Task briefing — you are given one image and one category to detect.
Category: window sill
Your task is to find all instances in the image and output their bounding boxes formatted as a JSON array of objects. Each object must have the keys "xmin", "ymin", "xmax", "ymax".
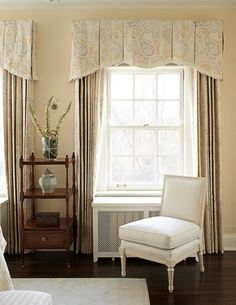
[
  {"xmin": 0, "ymin": 197, "xmax": 8, "ymax": 206},
  {"xmin": 95, "ymin": 190, "xmax": 162, "ymax": 197},
  {"xmin": 93, "ymin": 195, "xmax": 162, "ymax": 208}
]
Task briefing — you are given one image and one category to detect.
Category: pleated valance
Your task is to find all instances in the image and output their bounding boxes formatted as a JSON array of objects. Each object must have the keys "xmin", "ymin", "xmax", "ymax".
[
  {"xmin": 70, "ymin": 19, "xmax": 223, "ymax": 80},
  {"xmin": 0, "ymin": 20, "xmax": 37, "ymax": 80}
]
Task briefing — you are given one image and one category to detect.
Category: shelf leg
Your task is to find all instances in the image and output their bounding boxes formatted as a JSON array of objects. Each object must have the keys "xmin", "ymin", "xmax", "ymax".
[
  {"xmin": 66, "ymin": 250, "xmax": 71, "ymax": 269},
  {"xmin": 73, "ymin": 219, "xmax": 77, "ymax": 253},
  {"xmin": 21, "ymin": 249, "xmax": 25, "ymax": 268}
]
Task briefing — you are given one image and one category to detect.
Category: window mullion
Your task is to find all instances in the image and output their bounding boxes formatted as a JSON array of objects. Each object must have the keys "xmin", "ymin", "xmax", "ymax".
[{"xmin": 104, "ymin": 67, "xmax": 190, "ymax": 192}]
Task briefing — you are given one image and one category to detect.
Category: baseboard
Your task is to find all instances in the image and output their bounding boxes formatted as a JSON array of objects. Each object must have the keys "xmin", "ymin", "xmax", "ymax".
[{"xmin": 223, "ymin": 233, "xmax": 236, "ymax": 251}]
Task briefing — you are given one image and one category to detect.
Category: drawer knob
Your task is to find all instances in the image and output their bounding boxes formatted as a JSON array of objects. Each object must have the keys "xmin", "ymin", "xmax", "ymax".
[{"xmin": 42, "ymin": 236, "xmax": 47, "ymax": 242}]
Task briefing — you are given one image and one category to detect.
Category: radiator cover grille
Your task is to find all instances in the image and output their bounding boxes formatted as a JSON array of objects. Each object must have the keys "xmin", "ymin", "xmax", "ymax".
[{"xmin": 97, "ymin": 211, "xmax": 144, "ymax": 252}]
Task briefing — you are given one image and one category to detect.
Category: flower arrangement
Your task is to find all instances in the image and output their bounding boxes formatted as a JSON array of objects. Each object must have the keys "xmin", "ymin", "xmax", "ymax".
[{"xmin": 29, "ymin": 96, "xmax": 72, "ymax": 139}]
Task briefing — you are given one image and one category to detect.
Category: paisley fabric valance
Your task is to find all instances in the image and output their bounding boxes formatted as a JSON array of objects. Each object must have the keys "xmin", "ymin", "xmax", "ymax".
[
  {"xmin": 0, "ymin": 20, "xmax": 37, "ymax": 80},
  {"xmin": 70, "ymin": 19, "xmax": 223, "ymax": 80}
]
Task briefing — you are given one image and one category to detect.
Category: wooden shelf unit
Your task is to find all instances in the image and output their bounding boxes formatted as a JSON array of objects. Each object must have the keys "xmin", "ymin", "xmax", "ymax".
[{"xmin": 19, "ymin": 153, "xmax": 77, "ymax": 268}]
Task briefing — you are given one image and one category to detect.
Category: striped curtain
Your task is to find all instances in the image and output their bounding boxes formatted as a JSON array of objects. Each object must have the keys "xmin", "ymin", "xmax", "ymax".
[
  {"xmin": 75, "ymin": 70, "xmax": 104, "ymax": 254},
  {"xmin": 197, "ymin": 72, "xmax": 223, "ymax": 254},
  {"xmin": 3, "ymin": 70, "xmax": 34, "ymax": 254}
]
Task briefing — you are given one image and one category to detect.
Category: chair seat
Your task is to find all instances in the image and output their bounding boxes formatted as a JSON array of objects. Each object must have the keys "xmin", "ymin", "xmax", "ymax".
[
  {"xmin": 0, "ymin": 290, "xmax": 52, "ymax": 305},
  {"xmin": 119, "ymin": 216, "xmax": 200, "ymax": 249}
]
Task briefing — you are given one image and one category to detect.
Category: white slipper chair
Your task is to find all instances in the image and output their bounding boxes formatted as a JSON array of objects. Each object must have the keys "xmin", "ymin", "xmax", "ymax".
[
  {"xmin": 119, "ymin": 175, "xmax": 206, "ymax": 293},
  {"xmin": 0, "ymin": 227, "xmax": 52, "ymax": 305}
]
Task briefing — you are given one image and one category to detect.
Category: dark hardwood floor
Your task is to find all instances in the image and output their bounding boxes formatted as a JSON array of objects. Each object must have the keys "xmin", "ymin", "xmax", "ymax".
[{"xmin": 6, "ymin": 251, "xmax": 236, "ymax": 305}]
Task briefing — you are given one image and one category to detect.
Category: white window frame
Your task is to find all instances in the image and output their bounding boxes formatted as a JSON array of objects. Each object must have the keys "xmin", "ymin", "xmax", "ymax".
[{"xmin": 96, "ymin": 66, "xmax": 196, "ymax": 194}]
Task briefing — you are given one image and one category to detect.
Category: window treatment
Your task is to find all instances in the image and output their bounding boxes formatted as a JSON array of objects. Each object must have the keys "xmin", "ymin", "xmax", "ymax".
[
  {"xmin": 71, "ymin": 19, "xmax": 224, "ymax": 254},
  {"xmin": 0, "ymin": 20, "xmax": 37, "ymax": 80},
  {"xmin": 75, "ymin": 70, "xmax": 104, "ymax": 254},
  {"xmin": 70, "ymin": 19, "xmax": 223, "ymax": 81},
  {"xmin": 197, "ymin": 72, "xmax": 223, "ymax": 254},
  {"xmin": 2, "ymin": 20, "xmax": 36, "ymax": 254},
  {"xmin": 3, "ymin": 70, "xmax": 34, "ymax": 254}
]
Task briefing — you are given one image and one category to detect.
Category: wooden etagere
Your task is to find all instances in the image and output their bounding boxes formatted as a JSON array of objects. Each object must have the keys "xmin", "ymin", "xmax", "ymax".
[{"xmin": 19, "ymin": 153, "xmax": 77, "ymax": 268}]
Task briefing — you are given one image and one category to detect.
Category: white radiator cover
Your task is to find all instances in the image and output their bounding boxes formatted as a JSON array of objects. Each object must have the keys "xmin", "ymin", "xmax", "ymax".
[{"xmin": 92, "ymin": 197, "xmax": 161, "ymax": 262}]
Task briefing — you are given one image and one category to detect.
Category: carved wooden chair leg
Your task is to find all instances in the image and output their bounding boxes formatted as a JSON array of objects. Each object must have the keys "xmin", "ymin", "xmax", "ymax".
[
  {"xmin": 119, "ymin": 246, "xmax": 126, "ymax": 277},
  {"xmin": 167, "ymin": 266, "xmax": 175, "ymax": 293},
  {"xmin": 197, "ymin": 250, "xmax": 205, "ymax": 272}
]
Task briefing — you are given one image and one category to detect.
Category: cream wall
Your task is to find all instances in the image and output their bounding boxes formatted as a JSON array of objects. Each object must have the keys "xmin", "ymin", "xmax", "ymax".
[{"xmin": 0, "ymin": 7, "xmax": 235, "ymax": 235}]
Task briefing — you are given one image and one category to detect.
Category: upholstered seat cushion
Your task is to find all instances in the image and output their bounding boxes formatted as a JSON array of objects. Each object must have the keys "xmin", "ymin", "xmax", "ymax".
[
  {"xmin": 119, "ymin": 216, "xmax": 200, "ymax": 250},
  {"xmin": 0, "ymin": 290, "xmax": 52, "ymax": 305}
]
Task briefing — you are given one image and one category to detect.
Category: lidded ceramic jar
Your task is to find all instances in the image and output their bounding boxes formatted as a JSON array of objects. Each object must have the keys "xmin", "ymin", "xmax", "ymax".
[{"xmin": 39, "ymin": 168, "xmax": 57, "ymax": 193}]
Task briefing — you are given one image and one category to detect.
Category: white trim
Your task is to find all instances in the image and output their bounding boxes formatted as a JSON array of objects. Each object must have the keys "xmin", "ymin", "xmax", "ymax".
[
  {"xmin": 96, "ymin": 190, "xmax": 162, "ymax": 197},
  {"xmin": 0, "ymin": 1, "xmax": 236, "ymax": 10},
  {"xmin": 0, "ymin": 197, "xmax": 7, "ymax": 205},
  {"xmin": 223, "ymin": 233, "xmax": 236, "ymax": 251},
  {"xmin": 103, "ymin": 66, "xmax": 187, "ymax": 191},
  {"xmin": 93, "ymin": 196, "xmax": 162, "ymax": 206}
]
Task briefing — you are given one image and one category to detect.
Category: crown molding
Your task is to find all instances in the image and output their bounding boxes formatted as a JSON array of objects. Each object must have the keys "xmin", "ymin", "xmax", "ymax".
[{"xmin": 0, "ymin": 1, "xmax": 236, "ymax": 10}]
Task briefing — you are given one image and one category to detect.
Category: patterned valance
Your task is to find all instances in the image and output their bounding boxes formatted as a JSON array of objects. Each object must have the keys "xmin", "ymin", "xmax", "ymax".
[
  {"xmin": 0, "ymin": 20, "xmax": 37, "ymax": 80},
  {"xmin": 70, "ymin": 19, "xmax": 223, "ymax": 80}
]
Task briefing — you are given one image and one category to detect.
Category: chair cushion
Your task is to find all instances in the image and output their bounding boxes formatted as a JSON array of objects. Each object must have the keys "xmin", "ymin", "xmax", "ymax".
[
  {"xmin": 0, "ymin": 290, "xmax": 52, "ymax": 305},
  {"xmin": 119, "ymin": 216, "xmax": 200, "ymax": 249}
]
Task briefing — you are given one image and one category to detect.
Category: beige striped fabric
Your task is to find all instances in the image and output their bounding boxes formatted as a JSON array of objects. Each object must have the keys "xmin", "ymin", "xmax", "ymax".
[
  {"xmin": 0, "ymin": 290, "xmax": 52, "ymax": 305},
  {"xmin": 3, "ymin": 70, "xmax": 34, "ymax": 254},
  {"xmin": 75, "ymin": 70, "xmax": 104, "ymax": 254},
  {"xmin": 197, "ymin": 72, "xmax": 223, "ymax": 254},
  {"xmin": 0, "ymin": 227, "xmax": 14, "ymax": 291}
]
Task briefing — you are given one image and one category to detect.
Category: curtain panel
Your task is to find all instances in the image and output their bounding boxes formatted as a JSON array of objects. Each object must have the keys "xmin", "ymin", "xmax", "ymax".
[
  {"xmin": 70, "ymin": 19, "xmax": 223, "ymax": 80},
  {"xmin": 75, "ymin": 70, "xmax": 104, "ymax": 254},
  {"xmin": 197, "ymin": 72, "xmax": 223, "ymax": 254},
  {"xmin": 3, "ymin": 70, "xmax": 34, "ymax": 254},
  {"xmin": 0, "ymin": 20, "xmax": 37, "ymax": 80},
  {"xmin": 1, "ymin": 20, "xmax": 36, "ymax": 254}
]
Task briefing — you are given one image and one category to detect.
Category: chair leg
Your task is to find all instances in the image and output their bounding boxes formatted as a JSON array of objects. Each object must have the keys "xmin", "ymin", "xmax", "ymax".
[
  {"xmin": 197, "ymin": 250, "xmax": 205, "ymax": 272},
  {"xmin": 119, "ymin": 246, "xmax": 126, "ymax": 277},
  {"xmin": 167, "ymin": 266, "xmax": 174, "ymax": 293}
]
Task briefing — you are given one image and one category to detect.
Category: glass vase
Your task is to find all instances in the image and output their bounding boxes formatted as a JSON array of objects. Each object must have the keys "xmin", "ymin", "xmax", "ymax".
[{"xmin": 42, "ymin": 136, "xmax": 58, "ymax": 160}]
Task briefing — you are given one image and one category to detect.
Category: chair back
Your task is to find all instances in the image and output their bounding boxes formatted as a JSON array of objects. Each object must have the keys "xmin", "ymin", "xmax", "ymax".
[{"xmin": 160, "ymin": 175, "xmax": 207, "ymax": 227}]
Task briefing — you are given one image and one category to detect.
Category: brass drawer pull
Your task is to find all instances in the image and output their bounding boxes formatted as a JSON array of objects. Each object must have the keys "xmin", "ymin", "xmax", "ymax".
[{"xmin": 42, "ymin": 236, "xmax": 47, "ymax": 242}]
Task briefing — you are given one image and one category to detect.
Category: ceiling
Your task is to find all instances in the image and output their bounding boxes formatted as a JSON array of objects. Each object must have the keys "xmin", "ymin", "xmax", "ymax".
[{"xmin": 0, "ymin": 0, "xmax": 236, "ymax": 9}]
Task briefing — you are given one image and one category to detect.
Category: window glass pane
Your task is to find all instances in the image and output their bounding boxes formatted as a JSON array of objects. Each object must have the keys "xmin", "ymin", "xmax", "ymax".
[
  {"xmin": 158, "ymin": 101, "xmax": 181, "ymax": 126},
  {"xmin": 158, "ymin": 74, "xmax": 180, "ymax": 99},
  {"xmin": 135, "ymin": 101, "xmax": 156, "ymax": 126},
  {"xmin": 135, "ymin": 74, "xmax": 156, "ymax": 99},
  {"xmin": 134, "ymin": 130, "xmax": 155, "ymax": 155},
  {"xmin": 111, "ymin": 129, "xmax": 133, "ymax": 155},
  {"xmin": 158, "ymin": 130, "xmax": 181, "ymax": 156},
  {"xmin": 111, "ymin": 73, "xmax": 133, "ymax": 99},
  {"xmin": 157, "ymin": 156, "xmax": 181, "ymax": 186},
  {"xmin": 111, "ymin": 101, "xmax": 133, "ymax": 125},
  {"xmin": 111, "ymin": 157, "xmax": 133, "ymax": 183},
  {"xmin": 134, "ymin": 157, "xmax": 156, "ymax": 183},
  {"xmin": 104, "ymin": 67, "xmax": 188, "ymax": 191}
]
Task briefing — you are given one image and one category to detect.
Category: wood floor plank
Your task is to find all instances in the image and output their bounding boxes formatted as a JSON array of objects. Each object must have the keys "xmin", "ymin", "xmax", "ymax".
[{"xmin": 6, "ymin": 252, "xmax": 236, "ymax": 305}]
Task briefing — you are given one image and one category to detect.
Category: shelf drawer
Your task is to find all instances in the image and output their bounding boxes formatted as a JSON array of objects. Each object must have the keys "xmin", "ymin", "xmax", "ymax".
[{"xmin": 24, "ymin": 231, "xmax": 66, "ymax": 248}]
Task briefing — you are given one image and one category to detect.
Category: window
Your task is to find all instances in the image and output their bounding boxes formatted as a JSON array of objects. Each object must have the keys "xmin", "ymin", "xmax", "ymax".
[
  {"xmin": 97, "ymin": 66, "xmax": 196, "ymax": 192},
  {"xmin": 0, "ymin": 70, "xmax": 7, "ymax": 198}
]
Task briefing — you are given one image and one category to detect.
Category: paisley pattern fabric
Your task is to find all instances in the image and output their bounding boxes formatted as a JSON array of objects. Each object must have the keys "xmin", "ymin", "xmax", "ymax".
[
  {"xmin": 0, "ymin": 20, "xmax": 37, "ymax": 80},
  {"xmin": 70, "ymin": 19, "xmax": 223, "ymax": 80}
]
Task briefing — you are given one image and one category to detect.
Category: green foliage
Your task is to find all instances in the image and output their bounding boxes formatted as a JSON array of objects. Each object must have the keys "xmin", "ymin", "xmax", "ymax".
[{"xmin": 29, "ymin": 96, "xmax": 72, "ymax": 138}]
